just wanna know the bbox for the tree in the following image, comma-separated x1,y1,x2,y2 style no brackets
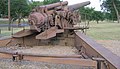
10,0,30,17
9,0,31,24
43,0,60,5
0,0,30,19
79,7,105,23
79,7,95,23
29,1,43,9
104,12,113,21
101,0,120,23
0,0,8,17
92,11,104,23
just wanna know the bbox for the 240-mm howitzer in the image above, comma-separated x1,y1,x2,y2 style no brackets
1,1,120,69
13,1,90,39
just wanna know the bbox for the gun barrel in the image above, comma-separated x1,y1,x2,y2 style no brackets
68,1,90,11
40,1,68,10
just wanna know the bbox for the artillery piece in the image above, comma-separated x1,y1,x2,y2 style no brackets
13,1,90,39
0,1,120,69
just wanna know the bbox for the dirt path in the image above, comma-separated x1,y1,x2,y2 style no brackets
96,40,120,57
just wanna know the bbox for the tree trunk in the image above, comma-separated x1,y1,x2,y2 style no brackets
112,0,120,23
18,18,21,25
18,13,22,26
8,0,11,31
96,20,99,24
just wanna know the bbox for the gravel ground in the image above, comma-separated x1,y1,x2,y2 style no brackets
0,45,31,53
0,46,93,69
96,40,120,57
0,45,78,55
0,40,120,69
0,58,94,69
16,46,78,56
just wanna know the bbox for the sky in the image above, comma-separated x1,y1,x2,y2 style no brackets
33,0,102,11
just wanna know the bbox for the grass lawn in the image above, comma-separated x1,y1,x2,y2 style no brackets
0,27,24,36
0,19,9,24
87,21,120,40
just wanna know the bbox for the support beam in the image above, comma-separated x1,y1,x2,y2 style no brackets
24,56,97,68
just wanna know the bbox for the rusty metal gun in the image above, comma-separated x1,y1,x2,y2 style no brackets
13,1,90,39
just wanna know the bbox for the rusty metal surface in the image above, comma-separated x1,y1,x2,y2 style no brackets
40,1,68,10
22,54,82,58
36,27,56,39
36,27,64,39
56,29,64,33
0,52,97,68
68,1,91,11
24,56,97,68
75,31,120,69
0,38,11,46
9,32,75,46
12,29,36,38
0,53,11,59
26,1,90,39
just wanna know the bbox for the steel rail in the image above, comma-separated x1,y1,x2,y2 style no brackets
0,52,97,68
75,31,120,69
24,56,97,68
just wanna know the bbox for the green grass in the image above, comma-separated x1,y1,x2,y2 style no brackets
87,21,120,40
0,27,23,36
0,18,28,24
0,19,9,24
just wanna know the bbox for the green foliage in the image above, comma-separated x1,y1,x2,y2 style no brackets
0,0,8,17
43,0,60,5
104,12,113,20
79,7,95,21
101,0,120,21
0,0,60,18
29,1,43,9
0,0,30,18
101,0,120,12
10,0,30,18
79,7,104,23
92,11,104,23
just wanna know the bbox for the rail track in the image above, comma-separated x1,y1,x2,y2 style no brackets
0,31,120,69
